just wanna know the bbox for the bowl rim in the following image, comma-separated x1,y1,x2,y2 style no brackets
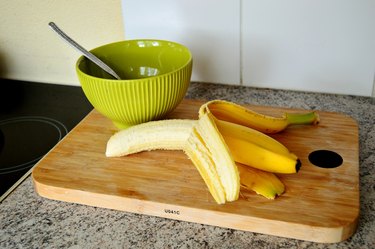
76,39,192,82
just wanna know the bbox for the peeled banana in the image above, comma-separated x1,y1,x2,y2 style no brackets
200,100,319,134
105,118,288,202
106,119,194,157
106,118,285,202
106,100,319,204
107,115,240,204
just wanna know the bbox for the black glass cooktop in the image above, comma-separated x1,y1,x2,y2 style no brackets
0,79,93,201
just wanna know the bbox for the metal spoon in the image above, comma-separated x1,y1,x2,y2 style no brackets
48,22,121,80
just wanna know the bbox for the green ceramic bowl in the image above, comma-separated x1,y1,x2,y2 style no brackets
76,40,192,129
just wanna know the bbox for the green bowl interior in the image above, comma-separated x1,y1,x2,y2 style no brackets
77,40,192,80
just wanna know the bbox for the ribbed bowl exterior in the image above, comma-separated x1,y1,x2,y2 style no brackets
77,60,192,129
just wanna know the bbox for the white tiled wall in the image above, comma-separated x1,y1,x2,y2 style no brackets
122,0,375,96
242,1,375,96
122,0,241,85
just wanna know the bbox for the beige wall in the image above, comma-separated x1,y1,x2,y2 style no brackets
0,0,124,85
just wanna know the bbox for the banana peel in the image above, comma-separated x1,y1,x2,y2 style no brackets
200,99,319,134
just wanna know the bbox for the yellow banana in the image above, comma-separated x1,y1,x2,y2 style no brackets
237,163,285,199
200,99,319,134
105,100,313,203
106,118,288,201
106,117,300,174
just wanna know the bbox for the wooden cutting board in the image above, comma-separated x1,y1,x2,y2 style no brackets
32,99,359,243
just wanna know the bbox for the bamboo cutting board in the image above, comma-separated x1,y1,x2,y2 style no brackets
32,99,359,243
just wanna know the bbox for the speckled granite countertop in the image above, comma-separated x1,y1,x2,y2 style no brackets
1,82,374,248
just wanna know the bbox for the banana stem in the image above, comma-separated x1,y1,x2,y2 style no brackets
285,112,320,126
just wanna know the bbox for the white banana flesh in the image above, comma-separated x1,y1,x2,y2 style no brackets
185,127,227,204
192,112,239,202
106,119,195,157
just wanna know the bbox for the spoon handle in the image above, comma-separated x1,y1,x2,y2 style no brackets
48,22,121,80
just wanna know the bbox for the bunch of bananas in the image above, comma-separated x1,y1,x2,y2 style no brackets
106,100,319,204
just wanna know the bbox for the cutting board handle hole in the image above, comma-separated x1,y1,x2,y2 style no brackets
308,150,343,168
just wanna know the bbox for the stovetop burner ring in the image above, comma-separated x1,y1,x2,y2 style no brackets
0,116,68,175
